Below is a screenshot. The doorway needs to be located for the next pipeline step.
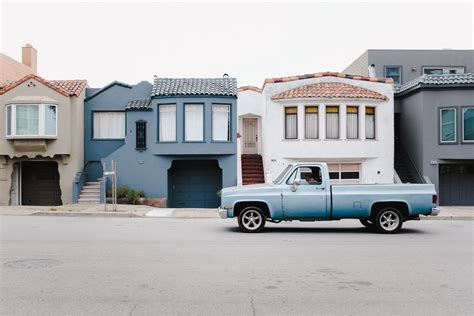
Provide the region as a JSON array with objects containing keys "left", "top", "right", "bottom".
[{"left": 243, "top": 118, "right": 258, "bottom": 154}]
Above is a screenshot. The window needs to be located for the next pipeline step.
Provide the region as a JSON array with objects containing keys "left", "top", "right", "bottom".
[
  {"left": 328, "top": 163, "right": 360, "bottom": 184},
  {"left": 93, "top": 112, "right": 125, "bottom": 139},
  {"left": 185, "top": 104, "right": 204, "bottom": 141},
  {"left": 346, "top": 106, "right": 359, "bottom": 139},
  {"left": 384, "top": 66, "right": 402, "bottom": 84},
  {"left": 462, "top": 107, "right": 474, "bottom": 142},
  {"left": 159, "top": 104, "right": 176, "bottom": 142},
  {"left": 305, "top": 106, "right": 318, "bottom": 139},
  {"left": 285, "top": 107, "right": 298, "bottom": 139},
  {"left": 423, "top": 66, "right": 465, "bottom": 75},
  {"left": 136, "top": 121, "right": 146, "bottom": 149},
  {"left": 440, "top": 108, "right": 456, "bottom": 143},
  {"left": 6, "top": 104, "right": 57, "bottom": 137},
  {"left": 326, "top": 106, "right": 339, "bottom": 139},
  {"left": 212, "top": 104, "right": 230, "bottom": 141},
  {"left": 365, "top": 107, "right": 375, "bottom": 139},
  {"left": 286, "top": 166, "right": 322, "bottom": 185}
]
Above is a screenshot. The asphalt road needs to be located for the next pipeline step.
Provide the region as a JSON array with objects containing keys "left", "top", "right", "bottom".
[{"left": 0, "top": 216, "right": 472, "bottom": 316}]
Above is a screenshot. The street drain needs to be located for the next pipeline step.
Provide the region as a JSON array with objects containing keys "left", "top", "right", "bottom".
[{"left": 3, "top": 258, "right": 63, "bottom": 269}]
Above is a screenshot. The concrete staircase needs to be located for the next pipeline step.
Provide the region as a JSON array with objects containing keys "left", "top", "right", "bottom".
[
  {"left": 78, "top": 182, "right": 101, "bottom": 204},
  {"left": 241, "top": 154, "right": 265, "bottom": 185}
]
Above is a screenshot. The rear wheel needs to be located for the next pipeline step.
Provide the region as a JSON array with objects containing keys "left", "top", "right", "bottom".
[
  {"left": 359, "top": 219, "right": 375, "bottom": 229},
  {"left": 238, "top": 207, "right": 266, "bottom": 233},
  {"left": 375, "top": 207, "right": 403, "bottom": 234}
]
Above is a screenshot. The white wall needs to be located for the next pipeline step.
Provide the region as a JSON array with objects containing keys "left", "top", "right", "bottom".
[{"left": 238, "top": 76, "right": 394, "bottom": 185}]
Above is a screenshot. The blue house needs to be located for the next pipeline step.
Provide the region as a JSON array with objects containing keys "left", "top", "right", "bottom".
[{"left": 83, "top": 77, "right": 237, "bottom": 207}]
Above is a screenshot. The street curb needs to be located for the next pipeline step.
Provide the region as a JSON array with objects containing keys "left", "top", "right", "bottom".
[
  {"left": 421, "top": 216, "right": 474, "bottom": 221},
  {"left": 30, "top": 211, "right": 143, "bottom": 218}
]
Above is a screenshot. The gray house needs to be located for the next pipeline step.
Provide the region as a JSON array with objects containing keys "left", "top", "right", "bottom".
[
  {"left": 344, "top": 49, "right": 474, "bottom": 205},
  {"left": 82, "top": 77, "right": 237, "bottom": 208}
]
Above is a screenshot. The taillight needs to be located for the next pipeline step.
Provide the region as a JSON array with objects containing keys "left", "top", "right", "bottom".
[{"left": 432, "top": 195, "right": 438, "bottom": 204}]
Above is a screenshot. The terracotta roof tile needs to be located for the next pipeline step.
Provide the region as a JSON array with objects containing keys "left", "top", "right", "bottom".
[
  {"left": 271, "top": 82, "right": 388, "bottom": 101},
  {"left": 0, "top": 74, "right": 87, "bottom": 96},
  {"left": 238, "top": 85, "right": 262, "bottom": 93},
  {"left": 264, "top": 71, "right": 393, "bottom": 86}
]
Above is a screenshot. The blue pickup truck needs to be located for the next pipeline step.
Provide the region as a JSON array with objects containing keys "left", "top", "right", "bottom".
[{"left": 218, "top": 163, "right": 439, "bottom": 233}]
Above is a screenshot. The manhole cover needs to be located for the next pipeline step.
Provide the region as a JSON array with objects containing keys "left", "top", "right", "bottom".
[{"left": 3, "top": 258, "right": 63, "bottom": 269}]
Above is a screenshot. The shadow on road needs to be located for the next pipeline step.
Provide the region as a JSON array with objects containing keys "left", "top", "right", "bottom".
[{"left": 223, "top": 226, "right": 425, "bottom": 234}]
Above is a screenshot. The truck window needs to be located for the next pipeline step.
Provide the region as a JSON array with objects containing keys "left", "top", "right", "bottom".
[{"left": 286, "top": 166, "right": 322, "bottom": 185}]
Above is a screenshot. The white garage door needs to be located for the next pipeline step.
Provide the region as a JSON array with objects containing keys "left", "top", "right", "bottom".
[{"left": 328, "top": 163, "right": 361, "bottom": 184}]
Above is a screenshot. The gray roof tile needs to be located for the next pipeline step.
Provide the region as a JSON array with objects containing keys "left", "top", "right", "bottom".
[
  {"left": 395, "top": 73, "right": 474, "bottom": 95},
  {"left": 152, "top": 77, "right": 237, "bottom": 97},
  {"left": 126, "top": 99, "right": 152, "bottom": 111}
]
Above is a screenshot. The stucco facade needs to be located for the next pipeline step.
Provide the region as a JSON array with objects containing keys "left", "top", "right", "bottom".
[
  {"left": 0, "top": 44, "right": 37, "bottom": 83},
  {"left": 0, "top": 75, "right": 86, "bottom": 205},
  {"left": 237, "top": 73, "right": 394, "bottom": 185},
  {"left": 84, "top": 78, "right": 237, "bottom": 207}
]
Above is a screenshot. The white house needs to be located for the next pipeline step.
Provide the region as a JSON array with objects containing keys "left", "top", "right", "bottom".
[{"left": 237, "top": 72, "right": 395, "bottom": 185}]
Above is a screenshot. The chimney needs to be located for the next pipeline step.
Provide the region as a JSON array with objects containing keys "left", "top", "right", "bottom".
[
  {"left": 22, "top": 43, "right": 37, "bottom": 74},
  {"left": 368, "top": 64, "right": 376, "bottom": 78}
]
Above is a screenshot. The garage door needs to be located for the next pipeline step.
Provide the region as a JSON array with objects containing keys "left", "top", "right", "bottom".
[
  {"left": 168, "top": 160, "right": 222, "bottom": 208},
  {"left": 439, "top": 164, "right": 474, "bottom": 206},
  {"left": 21, "top": 161, "right": 62, "bottom": 206}
]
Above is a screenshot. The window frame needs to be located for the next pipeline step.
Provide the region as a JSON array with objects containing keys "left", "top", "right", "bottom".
[
  {"left": 211, "top": 103, "right": 231, "bottom": 142},
  {"left": 461, "top": 106, "right": 474, "bottom": 144},
  {"left": 284, "top": 106, "right": 298, "bottom": 140},
  {"left": 384, "top": 65, "right": 402, "bottom": 85},
  {"left": 5, "top": 103, "right": 58, "bottom": 138},
  {"left": 183, "top": 103, "right": 205, "bottom": 142},
  {"left": 346, "top": 106, "right": 359, "bottom": 139},
  {"left": 304, "top": 106, "right": 319, "bottom": 139},
  {"left": 325, "top": 106, "right": 340, "bottom": 139},
  {"left": 439, "top": 107, "right": 457, "bottom": 144},
  {"left": 92, "top": 110, "right": 126, "bottom": 140},
  {"left": 365, "top": 106, "right": 376, "bottom": 140},
  {"left": 422, "top": 65, "right": 466, "bottom": 75},
  {"left": 135, "top": 120, "right": 147, "bottom": 150},
  {"left": 157, "top": 103, "right": 177, "bottom": 143}
]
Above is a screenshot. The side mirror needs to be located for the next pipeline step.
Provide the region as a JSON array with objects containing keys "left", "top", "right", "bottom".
[{"left": 291, "top": 180, "right": 300, "bottom": 192}]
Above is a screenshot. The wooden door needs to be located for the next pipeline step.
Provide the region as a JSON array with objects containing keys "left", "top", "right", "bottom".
[{"left": 243, "top": 118, "right": 258, "bottom": 154}]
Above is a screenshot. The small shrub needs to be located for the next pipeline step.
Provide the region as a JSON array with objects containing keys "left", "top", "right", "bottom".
[{"left": 107, "top": 186, "right": 145, "bottom": 204}]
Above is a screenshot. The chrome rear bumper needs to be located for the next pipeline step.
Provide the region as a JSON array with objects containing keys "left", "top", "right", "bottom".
[
  {"left": 430, "top": 207, "right": 440, "bottom": 216},
  {"left": 218, "top": 207, "right": 228, "bottom": 219}
]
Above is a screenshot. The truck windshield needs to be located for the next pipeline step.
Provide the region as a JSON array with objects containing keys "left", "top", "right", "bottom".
[{"left": 273, "top": 165, "right": 293, "bottom": 184}]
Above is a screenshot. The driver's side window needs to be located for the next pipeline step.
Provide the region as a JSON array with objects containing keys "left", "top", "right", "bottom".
[{"left": 286, "top": 166, "right": 322, "bottom": 185}]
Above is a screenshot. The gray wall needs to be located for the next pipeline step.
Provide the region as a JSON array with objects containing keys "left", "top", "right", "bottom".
[
  {"left": 398, "top": 88, "right": 474, "bottom": 191},
  {"left": 84, "top": 81, "right": 153, "bottom": 180},
  {"left": 368, "top": 50, "right": 474, "bottom": 84},
  {"left": 344, "top": 49, "right": 474, "bottom": 84}
]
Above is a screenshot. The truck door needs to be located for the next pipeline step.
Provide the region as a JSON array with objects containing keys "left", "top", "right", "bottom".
[{"left": 281, "top": 166, "right": 328, "bottom": 219}]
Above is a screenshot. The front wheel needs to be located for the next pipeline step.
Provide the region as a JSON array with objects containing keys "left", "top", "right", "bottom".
[
  {"left": 375, "top": 207, "right": 403, "bottom": 234},
  {"left": 238, "top": 207, "right": 266, "bottom": 233}
]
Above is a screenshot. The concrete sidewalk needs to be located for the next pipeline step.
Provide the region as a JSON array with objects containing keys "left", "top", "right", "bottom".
[{"left": 0, "top": 204, "right": 472, "bottom": 219}]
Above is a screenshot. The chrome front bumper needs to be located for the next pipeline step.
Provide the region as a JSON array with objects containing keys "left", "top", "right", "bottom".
[
  {"left": 431, "top": 207, "right": 440, "bottom": 216},
  {"left": 218, "top": 207, "right": 228, "bottom": 219}
]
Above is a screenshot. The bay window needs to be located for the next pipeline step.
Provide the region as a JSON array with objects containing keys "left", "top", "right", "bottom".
[
  {"left": 285, "top": 107, "right": 297, "bottom": 139},
  {"left": 462, "top": 107, "right": 474, "bottom": 142},
  {"left": 365, "top": 107, "right": 375, "bottom": 139},
  {"left": 346, "top": 106, "right": 359, "bottom": 139},
  {"left": 6, "top": 104, "right": 57, "bottom": 138},
  {"left": 212, "top": 104, "right": 230, "bottom": 141},
  {"left": 440, "top": 108, "right": 456, "bottom": 143},
  {"left": 185, "top": 104, "right": 204, "bottom": 141},
  {"left": 326, "top": 106, "right": 339, "bottom": 139},
  {"left": 93, "top": 112, "right": 125, "bottom": 139},
  {"left": 305, "top": 106, "right": 318, "bottom": 139},
  {"left": 159, "top": 104, "right": 176, "bottom": 142}
]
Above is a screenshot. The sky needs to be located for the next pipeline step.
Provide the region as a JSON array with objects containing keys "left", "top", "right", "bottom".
[{"left": 1, "top": 0, "right": 473, "bottom": 87}]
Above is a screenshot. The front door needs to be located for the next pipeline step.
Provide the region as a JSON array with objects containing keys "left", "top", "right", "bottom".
[
  {"left": 243, "top": 118, "right": 258, "bottom": 154},
  {"left": 281, "top": 166, "right": 328, "bottom": 218}
]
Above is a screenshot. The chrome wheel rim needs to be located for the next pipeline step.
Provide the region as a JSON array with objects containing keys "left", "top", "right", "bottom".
[
  {"left": 379, "top": 210, "right": 400, "bottom": 231},
  {"left": 242, "top": 209, "right": 262, "bottom": 230}
]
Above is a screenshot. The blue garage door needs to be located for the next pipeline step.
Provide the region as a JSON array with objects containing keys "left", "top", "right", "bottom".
[{"left": 168, "top": 160, "right": 222, "bottom": 208}]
